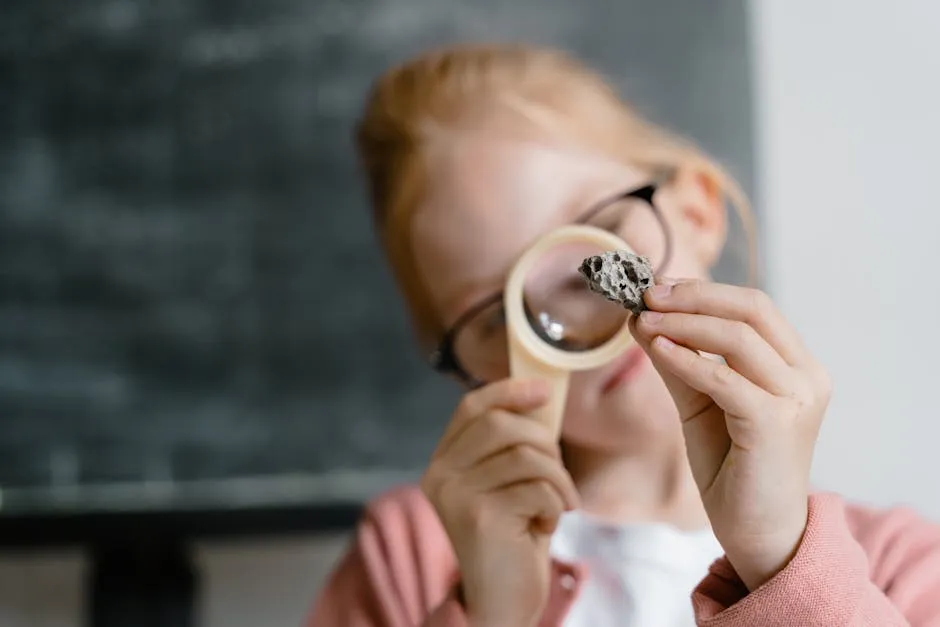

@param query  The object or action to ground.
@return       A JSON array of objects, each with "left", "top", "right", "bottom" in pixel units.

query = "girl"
[{"left": 309, "top": 44, "right": 940, "bottom": 626}]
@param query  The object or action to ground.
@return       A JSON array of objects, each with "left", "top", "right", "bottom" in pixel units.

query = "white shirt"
[{"left": 550, "top": 510, "right": 724, "bottom": 627}]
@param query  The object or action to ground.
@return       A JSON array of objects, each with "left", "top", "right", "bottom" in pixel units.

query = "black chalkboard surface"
[{"left": 0, "top": 0, "right": 754, "bottom": 518}]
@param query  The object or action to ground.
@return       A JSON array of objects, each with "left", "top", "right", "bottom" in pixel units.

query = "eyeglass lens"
[{"left": 452, "top": 193, "right": 666, "bottom": 384}]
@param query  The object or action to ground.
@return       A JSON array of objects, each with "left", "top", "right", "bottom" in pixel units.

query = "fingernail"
[
  {"left": 654, "top": 335, "right": 675, "bottom": 350},
  {"left": 656, "top": 276, "right": 678, "bottom": 286},
  {"left": 639, "top": 310, "right": 663, "bottom": 325},
  {"left": 648, "top": 284, "right": 672, "bottom": 299}
]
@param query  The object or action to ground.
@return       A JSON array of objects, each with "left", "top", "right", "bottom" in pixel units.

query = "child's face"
[{"left": 410, "top": 134, "right": 724, "bottom": 451}]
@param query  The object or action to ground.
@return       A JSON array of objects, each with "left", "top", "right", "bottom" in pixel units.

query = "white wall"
[
  {"left": 4, "top": 3, "right": 940, "bottom": 626},
  {"left": 751, "top": 0, "right": 940, "bottom": 518}
]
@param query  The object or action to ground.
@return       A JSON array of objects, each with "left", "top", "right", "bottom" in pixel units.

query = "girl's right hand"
[{"left": 420, "top": 378, "right": 580, "bottom": 627}]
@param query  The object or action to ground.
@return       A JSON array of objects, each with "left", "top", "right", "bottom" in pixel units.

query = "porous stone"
[{"left": 578, "top": 250, "right": 654, "bottom": 315}]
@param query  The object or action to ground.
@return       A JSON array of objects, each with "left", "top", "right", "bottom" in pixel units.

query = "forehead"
[{"left": 410, "top": 135, "right": 647, "bottom": 328}]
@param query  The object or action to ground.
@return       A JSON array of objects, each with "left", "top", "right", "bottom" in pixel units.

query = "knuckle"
[
  {"left": 784, "top": 379, "right": 824, "bottom": 423},
  {"left": 540, "top": 481, "right": 565, "bottom": 517},
  {"left": 508, "top": 443, "right": 540, "bottom": 467},
  {"left": 710, "top": 363, "right": 737, "bottom": 387},
  {"left": 532, "top": 479, "right": 564, "bottom": 513},
  {"left": 788, "top": 376, "right": 811, "bottom": 402},
  {"left": 747, "top": 288, "right": 774, "bottom": 319},
  {"left": 455, "top": 397, "right": 475, "bottom": 420},
  {"left": 456, "top": 392, "right": 482, "bottom": 418},
  {"left": 678, "top": 348, "right": 700, "bottom": 372},
  {"left": 681, "top": 278, "right": 705, "bottom": 299},
  {"left": 479, "top": 409, "right": 509, "bottom": 433},
  {"left": 795, "top": 365, "right": 832, "bottom": 408},
  {"left": 671, "top": 311, "right": 692, "bottom": 333},
  {"left": 731, "top": 320, "right": 755, "bottom": 350},
  {"left": 778, "top": 394, "right": 804, "bottom": 418}
]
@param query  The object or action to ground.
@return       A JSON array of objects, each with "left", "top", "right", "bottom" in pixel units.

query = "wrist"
[{"left": 723, "top": 512, "right": 808, "bottom": 591}]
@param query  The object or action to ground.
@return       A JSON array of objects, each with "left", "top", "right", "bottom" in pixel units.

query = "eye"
[
  {"left": 560, "top": 274, "right": 587, "bottom": 294},
  {"left": 592, "top": 213, "right": 623, "bottom": 232},
  {"left": 478, "top": 305, "right": 506, "bottom": 338},
  {"left": 588, "top": 199, "right": 630, "bottom": 232}
]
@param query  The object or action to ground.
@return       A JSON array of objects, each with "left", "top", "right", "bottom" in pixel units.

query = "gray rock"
[{"left": 578, "top": 250, "right": 655, "bottom": 315}]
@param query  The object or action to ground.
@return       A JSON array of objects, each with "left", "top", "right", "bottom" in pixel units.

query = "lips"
[{"left": 601, "top": 344, "right": 647, "bottom": 393}]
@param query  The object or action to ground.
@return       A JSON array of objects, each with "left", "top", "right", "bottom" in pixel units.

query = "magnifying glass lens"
[{"left": 521, "top": 240, "right": 630, "bottom": 352}]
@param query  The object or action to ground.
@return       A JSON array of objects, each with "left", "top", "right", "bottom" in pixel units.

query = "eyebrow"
[{"left": 438, "top": 279, "right": 505, "bottom": 329}]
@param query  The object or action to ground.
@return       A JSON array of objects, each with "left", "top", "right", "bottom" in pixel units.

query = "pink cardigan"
[{"left": 307, "top": 485, "right": 940, "bottom": 626}]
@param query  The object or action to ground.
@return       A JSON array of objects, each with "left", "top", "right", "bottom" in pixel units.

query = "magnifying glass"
[{"left": 504, "top": 225, "right": 640, "bottom": 435}]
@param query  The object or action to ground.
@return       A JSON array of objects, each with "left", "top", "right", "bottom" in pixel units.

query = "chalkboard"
[{"left": 0, "top": 0, "right": 754, "bottom": 514}]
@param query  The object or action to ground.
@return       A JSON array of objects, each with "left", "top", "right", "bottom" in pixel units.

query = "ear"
[{"left": 670, "top": 167, "right": 727, "bottom": 268}]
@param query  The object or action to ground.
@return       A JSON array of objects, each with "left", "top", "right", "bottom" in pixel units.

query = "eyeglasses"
[{"left": 430, "top": 175, "right": 674, "bottom": 388}]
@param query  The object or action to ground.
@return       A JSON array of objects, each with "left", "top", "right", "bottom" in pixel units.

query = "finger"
[
  {"left": 635, "top": 310, "right": 795, "bottom": 396},
  {"left": 644, "top": 280, "right": 809, "bottom": 367},
  {"left": 463, "top": 444, "right": 579, "bottom": 511},
  {"left": 437, "top": 378, "right": 550, "bottom": 457},
  {"left": 442, "top": 409, "right": 559, "bottom": 470},
  {"left": 648, "top": 334, "right": 775, "bottom": 422}
]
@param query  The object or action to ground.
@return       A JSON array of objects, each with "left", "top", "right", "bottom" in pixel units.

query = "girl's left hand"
[{"left": 630, "top": 278, "right": 832, "bottom": 591}]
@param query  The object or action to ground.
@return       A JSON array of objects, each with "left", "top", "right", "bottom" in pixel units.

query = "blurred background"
[{"left": 0, "top": 0, "right": 937, "bottom": 625}]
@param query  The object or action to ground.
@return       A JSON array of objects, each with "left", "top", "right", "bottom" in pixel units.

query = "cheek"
[{"left": 662, "top": 242, "right": 711, "bottom": 279}]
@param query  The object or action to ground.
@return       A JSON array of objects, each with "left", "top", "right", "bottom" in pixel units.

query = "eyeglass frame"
[{"left": 428, "top": 172, "right": 675, "bottom": 388}]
